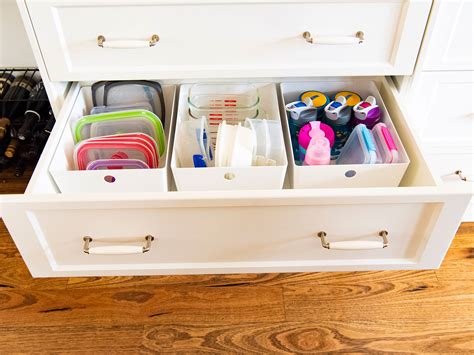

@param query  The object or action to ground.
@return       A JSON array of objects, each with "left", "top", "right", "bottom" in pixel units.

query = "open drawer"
[{"left": 1, "top": 76, "right": 471, "bottom": 277}]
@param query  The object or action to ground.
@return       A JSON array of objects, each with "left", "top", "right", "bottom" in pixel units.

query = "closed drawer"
[
  {"left": 408, "top": 71, "right": 474, "bottom": 149},
  {"left": 25, "top": 0, "right": 431, "bottom": 81},
  {"left": 1, "top": 76, "right": 471, "bottom": 276},
  {"left": 422, "top": 0, "right": 473, "bottom": 71},
  {"left": 4, "top": 197, "right": 442, "bottom": 276}
]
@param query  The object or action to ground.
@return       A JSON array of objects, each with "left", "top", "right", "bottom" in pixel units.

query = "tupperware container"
[
  {"left": 86, "top": 159, "right": 150, "bottom": 170},
  {"left": 103, "top": 81, "right": 165, "bottom": 122},
  {"left": 244, "top": 118, "right": 285, "bottom": 166},
  {"left": 372, "top": 122, "right": 399, "bottom": 164},
  {"left": 336, "top": 124, "right": 378, "bottom": 165},
  {"left": 74, "top": 141, "right": 155, "bottom": 171},
  {"left": 84, "top": 133, "right": 160, "bottom": 168},
  {"left": 71, "top": 109, "right": 166, "bottom": 156},
  {"left": 90, "top": 102, "right": 153, "bottom": 115},
  {"left": 188, "top": 83, "right": 260, "bottom": 123},
  {"left": 280, "top": 80, "right": 410, "bottom": 189}
]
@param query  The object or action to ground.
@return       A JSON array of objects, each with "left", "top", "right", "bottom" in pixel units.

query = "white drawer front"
[
  {"left": 2, "top": 194, "right": 453, "bottom": 276},
  {"left": 422, "top": 0, "right": 474, "bottom": 71},
  {"left": 25, "top": 0, "right": 431, "bottom": 81},
  {"left": 408, "top": 71, "right": 474, "bottom": 150}
]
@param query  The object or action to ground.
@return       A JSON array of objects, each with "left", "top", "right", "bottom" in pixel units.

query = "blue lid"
[{"left": 361, "top": 125, "right": 376, "bottom": 152}]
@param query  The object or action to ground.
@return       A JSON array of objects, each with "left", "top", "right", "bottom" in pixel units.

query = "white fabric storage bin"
[
  {"left": 280, "top": 80, "right": 410, "bottom": 189},
  {"left": 171, "top": 83, "right": 287, "bottom": 191},
  {"left": 48, "top": 83, "right": 176, "bottom": 193}
]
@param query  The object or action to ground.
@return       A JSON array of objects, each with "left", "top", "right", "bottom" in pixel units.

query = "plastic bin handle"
[
  {"left": 83, "top": 235, "right": 154, "bottom": 255},
  {"left": 97, "top": 35, "right": 159, "bottom": 48},
  {"left": 317, "top": 230, "right": 388, "bottom": 250},
  {"left": 303, "top": 31, "right": 364, "bottom": 45}
]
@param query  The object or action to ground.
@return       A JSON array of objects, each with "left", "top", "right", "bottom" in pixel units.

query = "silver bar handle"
[
  {"left": 83, "top": 235, "right": 154, "bottom": 255},
  {"left": 303, "top": 31, "right": 364, "bottom": 45},
  {"left": 97, "top": 34, "right": 159, "bottom": 48},
  {"left": 318, "top": 230, "right": 388, "bottom": 250},
  {"left": 455, "top": 170, "right": 472, "bottom": 182}
]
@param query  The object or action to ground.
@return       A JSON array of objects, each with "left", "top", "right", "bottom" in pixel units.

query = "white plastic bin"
[
  {"left": 172, "top": 83, "right": 287, "bottom": 191},
  {"left": 280, "top": 80, "right": 410, "bottom": 189},
  {"left": 49, "top": 83, "right": 176, "bottom": 193}
]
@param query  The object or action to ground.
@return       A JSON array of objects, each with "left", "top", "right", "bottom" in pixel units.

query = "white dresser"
[
  {"left": 0, "top": 0, "right": 471, "bottom": 277},
  {"left": 395, "top": 0, "right": 473, "bottom": 221}
]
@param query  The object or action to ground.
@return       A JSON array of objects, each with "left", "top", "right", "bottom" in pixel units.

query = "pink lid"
[{"left": 298, "top": 121, "right": 335, "bottom": 149}]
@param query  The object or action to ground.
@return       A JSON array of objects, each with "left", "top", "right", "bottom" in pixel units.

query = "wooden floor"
[{"left": 0, "top": 176, "right": 473, "bottom": 353}]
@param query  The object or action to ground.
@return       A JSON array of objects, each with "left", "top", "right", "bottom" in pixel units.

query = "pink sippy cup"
[
  {"left": 303, "top": 137, "right": 331, "bottom": 165},
  {"left": 298, "top": 121, "right": 334, "bottom": 163}
]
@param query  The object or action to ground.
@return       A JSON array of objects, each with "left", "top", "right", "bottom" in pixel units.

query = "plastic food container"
[
  {"left": 244, "top": 118, "right": 285, "bottom": 165},
  {"left": 86, "top": 159, "right": 150, "bottom": 170},
  {"left": 90, "top": 102, "right": 153, "bottom": 115},
  {"left": 372, "top": 122, "right": 399, "bottom": 164},
  {"left": 72, "top": 110, "right": 166, "bottom": 156},
  {"left": 336, "top": 124, "right": 378, "bottom": 165},
  {"left": 188, "top": 83, "right": 260, "bottom": 123}
]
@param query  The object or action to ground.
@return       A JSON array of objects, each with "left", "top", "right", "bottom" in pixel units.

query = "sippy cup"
[
  {"left": 352, "top": 96, "right": 382, "bottom": 128},
  {"left": 298, "top": 121, "right": 334, "bottom": 164}
]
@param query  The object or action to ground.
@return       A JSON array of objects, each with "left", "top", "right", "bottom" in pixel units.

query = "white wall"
[{"left": 0, "top": 0, "right": 36, "bottom": 67}]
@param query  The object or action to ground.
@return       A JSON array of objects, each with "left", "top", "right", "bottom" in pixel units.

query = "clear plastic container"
[
  {"left": 336, "top": 124, "right": 378, "bottom": 165},
  {"left": 372, "top": 122, "right": 399, "bottom": 164},
  {"left": 244, "top": 118, "right": 284, "bottom": 165},
  {"left": 188, "top": 83, "right": 260, "bottom": 123},
  {"left": 72, "top": 110, "right": 166, "bottom": 156}
]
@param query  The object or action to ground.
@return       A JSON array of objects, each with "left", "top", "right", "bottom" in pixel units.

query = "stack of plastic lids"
[{"left": 71, "top": 81, "right": 166, "bottom": 171}]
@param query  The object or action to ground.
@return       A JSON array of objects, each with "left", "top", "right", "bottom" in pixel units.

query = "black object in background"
[
  {"left": 0, "top": 68, "right": 54, "bottom": 177},
  {"left": 0, "top": 72, "right": 15, "bottom": 99},
  {"left": 18, "top": 81, "right": 49, "bottom": 141}
]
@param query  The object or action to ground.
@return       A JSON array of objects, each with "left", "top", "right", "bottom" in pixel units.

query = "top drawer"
[{"left": 25, "top": 0, "right": 431, "bottom": 81}]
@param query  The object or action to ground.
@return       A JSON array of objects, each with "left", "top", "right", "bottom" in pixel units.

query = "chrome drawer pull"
[
  {"left": 318, "top": 230, "right": 388, "bottom": 250},
  {"left": 455, "top": 170, "right": 472, "bottom": 182},
  {"left": 303, "top": 31, "right": 364, "bottom": 45},
  {"left": 97, "top": 34, "right": 159, "bottom": 48},
  {"left": 83, "top": 235, "right": 154, "bottom": 255}
]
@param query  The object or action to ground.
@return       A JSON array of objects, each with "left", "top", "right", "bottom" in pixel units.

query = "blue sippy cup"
[
  {"left": 323, "top": 96, "right": 352, "bottom": 159},
  {"left": 285, "top": 91, "right": 329, "bottom": 162}
]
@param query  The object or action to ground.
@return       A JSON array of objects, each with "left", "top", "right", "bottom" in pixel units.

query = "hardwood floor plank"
[
  {"left": 283, "top": 277, "right": 474, "bottom": 322},
  {"left": 0, "top": 285, "right": 285, "bottom": 327},
  {"left": 449, "top": 222, "right": 474, "bottom": 248},
  {"left": 141, "top": 320, "right": 474, "bottom": 353},
  {"left": 0, "top": 325, "right": 143, "bottom": 353}
]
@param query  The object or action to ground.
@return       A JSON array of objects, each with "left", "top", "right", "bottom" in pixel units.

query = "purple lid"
[{"left": 86, "top": 159, "right": 150, "bottom": 170}]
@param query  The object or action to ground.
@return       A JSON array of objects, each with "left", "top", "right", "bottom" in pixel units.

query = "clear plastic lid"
[
  {"left": 86, "top": 158, "right": 150, "bottom": 170},
  {"left": 103, "top": 81, "right": 165, "bottom": 122},
  {"left": 89, "top": 118, "right": 157, "bottom": 142},
  {"left": 74, "top": 142, "right": 154, "bottom": 170},
  {"left": 336, "top": 124, "right": 378, "bottom": 165},
  {"left": 372, "top": 123, "right": 399, "bottom": 164},
  {"left": 72, "top": 110, "right": 165, "bottom": 156},
  {"left": 90, "top": 102, "right": 153, "bottom": 115}
]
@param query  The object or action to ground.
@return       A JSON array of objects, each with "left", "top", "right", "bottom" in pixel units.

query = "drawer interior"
[{"left": 26, "top": 77, "right": 439, "bottom": 196}]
